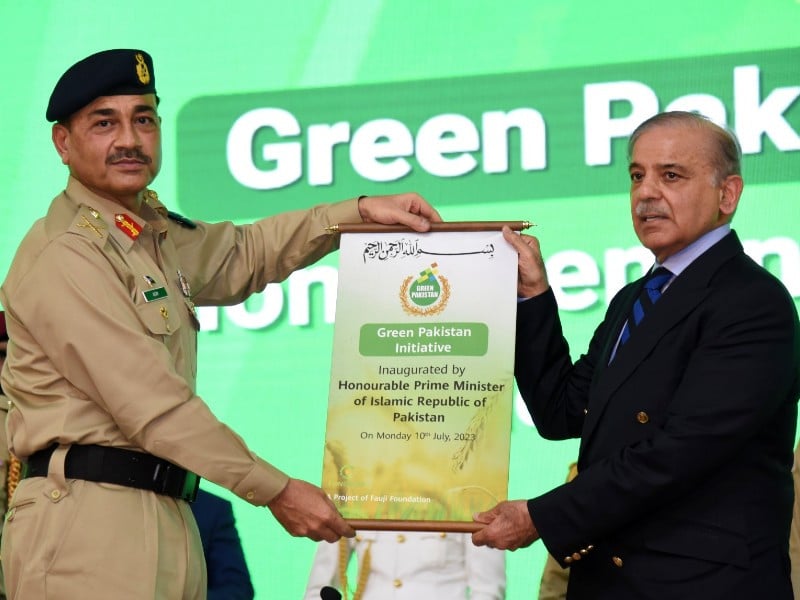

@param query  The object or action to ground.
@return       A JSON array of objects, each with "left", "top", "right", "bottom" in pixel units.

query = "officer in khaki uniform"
[
  {"left": 0, "top": 49, "right": 440, "bottom": 599},
  {"left": 0, "top": 311, "right": 13, "bottom": 600}
]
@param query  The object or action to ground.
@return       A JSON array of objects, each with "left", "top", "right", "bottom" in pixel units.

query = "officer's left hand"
[
  {"left": 358, "top": 192, "right": 442, "bottom": 232},
  {"left": 472, "top": 500, "right": 539, "bottom": 551}
]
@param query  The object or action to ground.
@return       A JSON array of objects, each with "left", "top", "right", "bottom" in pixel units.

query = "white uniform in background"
[{"left": 304, "top": 530, "right": 506, "bottom": 599}]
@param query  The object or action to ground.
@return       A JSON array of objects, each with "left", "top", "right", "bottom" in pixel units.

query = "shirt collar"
[{"left": 658, "top": 224, "right": 731, "bottom": 277}]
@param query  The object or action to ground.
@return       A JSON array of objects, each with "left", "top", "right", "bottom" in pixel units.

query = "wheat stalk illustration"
[
  {"left": 450, "top": 394, "right": 498, "bottom": 472},
  {"left": 326, "top": 440, "right": 349, "bottom": 496}
]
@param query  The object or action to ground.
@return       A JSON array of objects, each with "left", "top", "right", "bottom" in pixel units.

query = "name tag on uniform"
[{"left": 142, "top": 287, "right": 168, "bottom": 302}]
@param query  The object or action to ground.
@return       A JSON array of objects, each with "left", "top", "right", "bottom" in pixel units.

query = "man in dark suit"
[
  {"left": 191, "top": 489, "right": 255, "bottom": 600},
  {"left": 472, "top": 111, "right": 800, "bottom": 599}
]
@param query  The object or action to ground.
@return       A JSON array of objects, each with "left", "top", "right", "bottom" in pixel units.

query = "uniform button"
[
  {"left": 355, "top": 535, "right": 363, "bottom": 542},
  {"left": 50, "top": 490, "right": 61, "bottom": 500},
  {"left": 396, "top": 534, "right": 406, "bottom": 543},
  {"left": 439, "top": 532, "right": 447, "bottom": 538},
  {"left": 245, "top": 491, "right": 255, "bottom": 500},
  {"left": 571, "top": 552, "right": 581, "bottom": 561},
  {"left": 636, "top": 411, "right": 649, "bottom": 424},
  {"left": 612, "top": 556, "right": 624, "bottom": 568},
  {"left": 564, "top": 556, "right": 573, "bottom": 564},
  {"left": 393, "top": 579, "right": 403, "bottom": 588},
  {"left": 579, "top": 548, "right": 588, "bottom": 555},
  {"left": 587, "top": 545, "right": 594, "bottom": 551},
  {"left": 6, "top": 507, "right": 15, "bottom": 521}
]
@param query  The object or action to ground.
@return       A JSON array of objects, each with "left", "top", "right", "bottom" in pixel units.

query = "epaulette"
[
  {"left": 167, "top": 211, "right": 197, "bottom": 229},
  {"left": 68, "top": 206, "right": 110, "bottom": 245}
]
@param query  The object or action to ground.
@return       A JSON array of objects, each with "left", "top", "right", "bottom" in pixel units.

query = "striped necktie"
[{"left": 617, "top": 266, "right": 673, "bottom": 349}]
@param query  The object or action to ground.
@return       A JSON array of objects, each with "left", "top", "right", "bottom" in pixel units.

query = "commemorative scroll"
[{"left": 320, "top": 222, "right": 526, "bottom": 531}]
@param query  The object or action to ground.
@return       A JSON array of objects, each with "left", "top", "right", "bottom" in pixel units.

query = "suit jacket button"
[
  {"left": 636, "top": 411, "right": 649, "bottom": 424},
  {"left": 571, "top": 552, "right": 582, "bottom": 561},
  {"left": 612, "top": 556, "right": 624, "bottom": 568},
  {"left": 564, "top": 556, "right": 573, "bottom": 564}
]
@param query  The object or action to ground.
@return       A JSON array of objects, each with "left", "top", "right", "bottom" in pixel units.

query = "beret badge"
[{"left": 135, "top": 53, "right": 151, "bottom": 85}]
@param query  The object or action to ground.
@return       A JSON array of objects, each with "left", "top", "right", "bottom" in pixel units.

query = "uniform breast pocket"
[{"left": 135, "top": 299, "right": 182, "bottom": 338}]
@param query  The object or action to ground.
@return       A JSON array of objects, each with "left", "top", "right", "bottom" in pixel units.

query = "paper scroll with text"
[{"left": 321, "top": 225, "right": 519, "bottom": 531}]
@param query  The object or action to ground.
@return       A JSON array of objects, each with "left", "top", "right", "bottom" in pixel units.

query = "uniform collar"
[{"left": 63, "top": 177, "right": 167, "bottom": 250}]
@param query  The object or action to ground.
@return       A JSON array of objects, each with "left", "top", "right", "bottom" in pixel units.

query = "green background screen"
[{"left": 1, "top": 2, "right": 798, "bottom": 597}]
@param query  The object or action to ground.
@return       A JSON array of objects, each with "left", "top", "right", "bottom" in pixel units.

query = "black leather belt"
[{"left": 22, "top": 444, "right": 200, "bottom": 502}]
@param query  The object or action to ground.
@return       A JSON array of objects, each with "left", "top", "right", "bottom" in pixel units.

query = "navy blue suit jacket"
[
  {"left": 516, "top": 232, "right": 800, "bottom": 599},
  {"left": 191, "top": 489, "right": 255, "bottom": 600}
]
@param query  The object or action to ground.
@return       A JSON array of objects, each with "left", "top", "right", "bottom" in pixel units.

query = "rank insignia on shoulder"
[
  {"left": 167, "top": 211, "right": 197, "bottom": 229},
  {"left": 115, "top": 214, "right": 142, "bottom": 240},
  {"left": 76, "top": 214, "right": 106, "bottom": 239}
]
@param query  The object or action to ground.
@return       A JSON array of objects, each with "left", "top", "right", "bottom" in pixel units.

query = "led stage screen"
[{"left": 1, "top": 2, "right": 797, "bottom": 597}]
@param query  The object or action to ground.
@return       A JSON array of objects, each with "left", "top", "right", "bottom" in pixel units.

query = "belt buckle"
[{"left": 152, "top": 462, "right": 178, "bottom": 495}]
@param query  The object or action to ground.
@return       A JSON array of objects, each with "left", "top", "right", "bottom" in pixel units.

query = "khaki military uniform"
[
  {"left": 0, "top": 393, "right": 9, "bottom": 600},
  {"left": 0, "top": 176, "right": 360, "bottom": 599}
]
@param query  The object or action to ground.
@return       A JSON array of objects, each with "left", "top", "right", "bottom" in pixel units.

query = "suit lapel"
[{"left": 579, "top": 232, "right": 745, "bottom": 452}]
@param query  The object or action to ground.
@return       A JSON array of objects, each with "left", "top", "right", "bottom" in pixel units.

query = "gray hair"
[{"left": 627, "top": 111, "right": 742, "bottom": 185}]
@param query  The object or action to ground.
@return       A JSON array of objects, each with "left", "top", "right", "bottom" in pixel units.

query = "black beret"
[{"left": 46, "top": 49, "right": 157, "bottom": 122}]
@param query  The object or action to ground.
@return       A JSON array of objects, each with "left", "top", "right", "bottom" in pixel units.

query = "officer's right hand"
[
  {"left": 267, "top": 478, "right": 355, "bottom": 542},
  {"left": 357, "top": 192, "right": 442, "bottom": 232}
]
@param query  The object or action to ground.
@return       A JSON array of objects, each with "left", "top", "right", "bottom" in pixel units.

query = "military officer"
[
  {"left": 0, "top": 49, "right": 441, "bottom": 599},
  {"left": 0, "top": 311, "right": 13, "bottom": 600}
]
